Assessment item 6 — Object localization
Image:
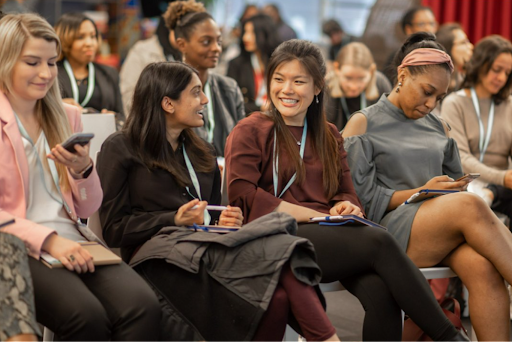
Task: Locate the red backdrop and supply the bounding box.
[422,0,512,44]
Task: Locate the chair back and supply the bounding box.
[81,113,116,163]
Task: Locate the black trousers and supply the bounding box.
[29,258,161,341]
[297,223,458,341]
[488,184,512,224]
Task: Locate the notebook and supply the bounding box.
[187,223,241,233]
[309,215,387,230]
[41,241,121,268]
[403,189,460,204]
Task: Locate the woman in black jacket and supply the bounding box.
[55,13,125,128]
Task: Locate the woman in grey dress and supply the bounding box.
[343,32,512,341]
[0,233,40,341]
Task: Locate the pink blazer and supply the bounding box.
[0,92,103,258]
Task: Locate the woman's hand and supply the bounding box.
[101,109,116,114]
[62,98,82,110]
[423,175,467,191]
[175,199,206,226]
[218,206,243,227]
[42,234,95,273]
[504,170,512,189]
[47,142,92,176]
[330,201,363,217]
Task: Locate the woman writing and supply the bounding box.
[325,42,391,130]
[54,13,125,128]
[227,13,282,114]
[167,0,245,156]
[225,39,466,341]
[97,61,341,341]
[0,13,160,340]
[441,35,512,223]
[343,32,512,341]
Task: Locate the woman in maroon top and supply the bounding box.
[225,39,466,341]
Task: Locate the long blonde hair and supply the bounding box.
[0,13,73,190]
[329,42,379,100]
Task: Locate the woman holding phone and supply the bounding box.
[0,13,160,340]
[225,39,466,341]
[97,61,341,341]
[343,32,512,340]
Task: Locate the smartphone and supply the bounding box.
[455,173,480,182]
[61,133,94,153]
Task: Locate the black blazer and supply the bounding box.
[57,61,125,127]
[227,55,260,115]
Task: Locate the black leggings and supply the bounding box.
[297,223,459,341]
[488,184,512,224]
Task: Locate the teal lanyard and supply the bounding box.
[470,87,495,162]
[182,145,211,225]
[14,114,73,215]
[63,60,96,107]
[204,81,215,143]
[340,92,367,120]
[272,120,307,198]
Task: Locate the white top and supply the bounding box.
[23,132,85,242]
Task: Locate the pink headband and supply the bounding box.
[398,48,454,73]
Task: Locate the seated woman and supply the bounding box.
[97,61,340,341]
[325,42,391,130]
[436,23,473,95]
[169,0,245,156]
[227,13,282,115]
[0,13,160,340]
[343,32,512,341]
[54,13,125,128]
[0,233,39,342]
[441,35,512,223]
[225,39,466,341]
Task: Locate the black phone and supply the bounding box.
[455,173,480,183]
[61,133,94,153]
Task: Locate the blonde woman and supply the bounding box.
[0,13,159,340]
[325,42,391,130]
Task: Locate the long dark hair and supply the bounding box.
[461,35,512,105]
[266,39,341,199]
[240,14,282,66]
[124,62,215,186]
[392,31,451,85]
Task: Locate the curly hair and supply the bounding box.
[163,0,206,33]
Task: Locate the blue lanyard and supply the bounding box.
[272,120,307,198]
[63,60,95,107]
[470,88,495,162]
[182,145,211,225]
[14,114,73,216]
[340,92,367,120]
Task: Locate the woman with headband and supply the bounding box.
[343,32,512,340]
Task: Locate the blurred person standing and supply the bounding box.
[322,19,356,62]
[263,3,297,41]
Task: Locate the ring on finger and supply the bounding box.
[72,156,78,163]
[68,254,76,262]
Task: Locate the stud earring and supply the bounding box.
[315,95,319,104]
[395,82,402,93]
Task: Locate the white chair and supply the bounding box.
[284,267,477,341]
[81,113,116,163]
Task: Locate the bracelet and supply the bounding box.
[69,160,93,179]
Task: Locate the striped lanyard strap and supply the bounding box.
[63,59,96,107]
[272,120,307,198]
[182,145,211,225]
[470,87,494,162]
[204,81,215,143]
[340,92,367,120]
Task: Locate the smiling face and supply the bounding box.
[396,66,450,120]
[10,36,58,105]
[335,64,372,98]
[270,59,319,126]
[477,52,512,97]
[178,18,222,71]
[242,21,257,53]
[166,72,208,130]
[67,20,98,66]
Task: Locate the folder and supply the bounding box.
[309,215,387,230]
[187,223,241,233]
[41,241,121,268]
[403,189,460,205]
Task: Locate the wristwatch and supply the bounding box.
[70,161,94,179]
